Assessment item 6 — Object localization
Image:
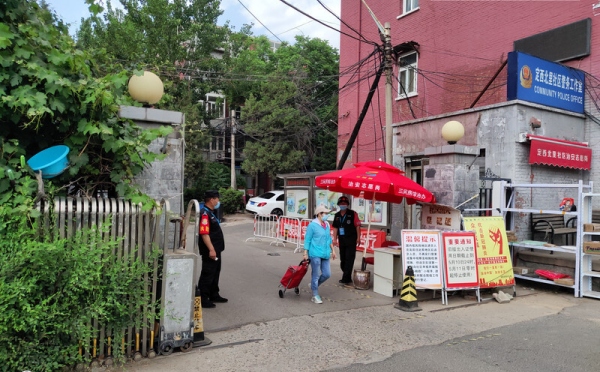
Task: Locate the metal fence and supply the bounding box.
[40,197,170,364]
[246,215,318,253]
[246,214,280,245]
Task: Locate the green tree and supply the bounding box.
[234,35,339,178]
[0,0,171,203]
[75,0,228,192]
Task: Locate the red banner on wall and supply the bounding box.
[527,134,591,170]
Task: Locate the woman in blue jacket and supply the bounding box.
[303,205,337,304]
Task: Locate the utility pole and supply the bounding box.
[362,0,394,165]
[230,109,236,189]
[382,22,393,165]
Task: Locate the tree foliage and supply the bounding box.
[231,35,340,177]
[0,0,172,204]
[75,0,228,192]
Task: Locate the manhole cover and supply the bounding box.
[267,253,280,256]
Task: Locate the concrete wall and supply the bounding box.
[119,106,185,217]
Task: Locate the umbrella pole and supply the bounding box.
[361,194,375,270]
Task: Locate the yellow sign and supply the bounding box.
[462,216,515,289]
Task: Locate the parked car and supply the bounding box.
[245,190,285,216]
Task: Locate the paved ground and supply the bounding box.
[119,213,598,372]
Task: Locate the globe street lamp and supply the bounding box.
[128,71,164,106]
[441,120,465,145]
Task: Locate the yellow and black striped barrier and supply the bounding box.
[394,266,422,312]
[194,286,212,347]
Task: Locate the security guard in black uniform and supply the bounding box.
[198,190,228,308]
[332,196,361,286]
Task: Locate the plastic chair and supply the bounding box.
[361,240,399,270]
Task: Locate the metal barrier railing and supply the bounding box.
[273,216,302,249]
[245,214,279,245]
[297,219,312,253]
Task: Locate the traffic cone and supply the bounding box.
[394,266,422,312]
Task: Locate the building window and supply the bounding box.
[201,93,225,118]
[404,0,419,14]
[397,52,417,98]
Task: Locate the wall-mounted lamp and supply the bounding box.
[441,120,465,145]
[530,116,542,129]
[128,71,164,106]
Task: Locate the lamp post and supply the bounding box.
[441,120,465,145]
[128,71,164,106]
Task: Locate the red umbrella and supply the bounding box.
[315,160,435,205]
[315,159,436,268]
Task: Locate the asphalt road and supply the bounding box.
[328,300,600,372]
[124,213,600,372]
[192,213,397,332]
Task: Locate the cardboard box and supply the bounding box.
[554,278,575,286]
[512,266,530,275]
[583,241,600,255]
[584,223,600,232]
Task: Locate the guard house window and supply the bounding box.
[397,52,418,98]
[404,0,419,14]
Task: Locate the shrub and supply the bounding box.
[218,187,244,214]
[0,148,159,370]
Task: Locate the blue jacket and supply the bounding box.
[304,218,332,259]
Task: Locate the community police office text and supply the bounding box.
[534,86,583,104]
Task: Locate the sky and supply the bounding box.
[43,0,341,50]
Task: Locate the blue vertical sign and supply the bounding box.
[507,52,585,113]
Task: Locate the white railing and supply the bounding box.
[246,214,279,244]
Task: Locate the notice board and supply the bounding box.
[441,231,479,289]
[401,230,442,289]
[462,216,515,289]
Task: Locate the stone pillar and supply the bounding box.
[423,144,480,210]
[118,106,185,217]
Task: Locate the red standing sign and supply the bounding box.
[441,231,479,289]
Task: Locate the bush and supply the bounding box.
[218,188,244,214]
[0,224,160,371]
[0,152,159,370]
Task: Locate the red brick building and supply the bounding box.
[338,0,599,166]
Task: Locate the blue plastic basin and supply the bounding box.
[27,145,70,179]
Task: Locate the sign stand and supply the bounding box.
[401,230,445,304]
[462,216,516,298]
[441,231,481,304]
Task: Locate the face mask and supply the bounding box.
[339,205,348,211]
[215,201,221,209]
[321,214,329,221]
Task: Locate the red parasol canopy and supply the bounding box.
[315,160,436,205]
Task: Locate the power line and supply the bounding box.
[279,0,379,47]
[316,0,372,45]
[237,0,282,42]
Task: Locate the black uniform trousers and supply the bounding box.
[198,251,222,300]
[338,236,357,283]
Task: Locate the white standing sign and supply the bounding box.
[401,230,443,289]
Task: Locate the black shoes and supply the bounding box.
[339,279,352,285]
[201,300,216,309]
[200,295,228,307]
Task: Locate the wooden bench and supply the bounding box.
[531,214,577,245]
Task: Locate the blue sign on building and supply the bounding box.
[507,51,585,113]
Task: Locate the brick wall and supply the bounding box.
[339,0,600,164]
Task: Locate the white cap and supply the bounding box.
[314,205,331,215]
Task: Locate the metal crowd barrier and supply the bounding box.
[297,219,312,253]
[273,216,303,249]
[245,214,279,245]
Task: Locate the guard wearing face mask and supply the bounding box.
[198,190,228,308]
[332,196,361,286]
